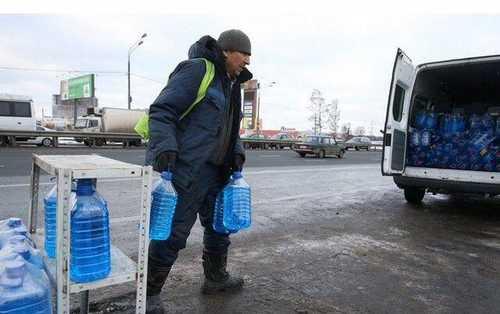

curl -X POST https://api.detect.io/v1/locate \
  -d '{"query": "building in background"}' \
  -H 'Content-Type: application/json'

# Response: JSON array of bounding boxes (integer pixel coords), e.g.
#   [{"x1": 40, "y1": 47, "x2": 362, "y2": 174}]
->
[
  {"x1": 241, "y1": 79, "x2": 259, "y2": 131},
  {"x1": 52, "y1": 95, "x2": 98, "y2": 121}
]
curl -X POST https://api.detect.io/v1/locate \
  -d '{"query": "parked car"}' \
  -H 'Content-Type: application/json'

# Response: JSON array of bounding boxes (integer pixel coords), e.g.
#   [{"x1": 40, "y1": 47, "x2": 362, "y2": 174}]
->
[
  {"x1": 241, "y1": 133, "x2": 270, "y2": 149},
  {"x1": 345, "y1": 137, "x2": 372, "y2": 150},
  {"x1": 16, "y1": 126, "x2": 54, "y2": 147},
  {"x1": 243, "y1": 133, "x2": 268, "y2": 140},
  {"x1": 293, "y1": 135, "x2": 345, "y2": 158}
]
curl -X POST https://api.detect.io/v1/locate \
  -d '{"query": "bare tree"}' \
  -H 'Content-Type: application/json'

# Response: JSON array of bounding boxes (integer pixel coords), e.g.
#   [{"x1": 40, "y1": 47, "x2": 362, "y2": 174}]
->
[
  {"x1": 341, "y1": 123, "x2": 351, "y2": 138},
  {"x1": 308, "y1": 89, "x2": 325, "y2": 135},
  {"x1": 324, "y1": 99, "x2": 340, "y2": 135},
  {"x1": 354, "y1": 126, "x2": 366, "y2": 136}
]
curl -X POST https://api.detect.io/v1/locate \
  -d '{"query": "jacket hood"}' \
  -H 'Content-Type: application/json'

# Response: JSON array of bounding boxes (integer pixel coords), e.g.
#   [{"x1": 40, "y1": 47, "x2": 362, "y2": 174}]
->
[{"x1": 188, "y1": 35, "x2": 253, "y2": 83}]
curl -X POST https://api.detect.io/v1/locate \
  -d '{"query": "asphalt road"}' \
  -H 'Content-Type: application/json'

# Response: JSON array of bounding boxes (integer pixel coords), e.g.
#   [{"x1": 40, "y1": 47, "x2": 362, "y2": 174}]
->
[
  {"x1": 0, "y1": 147, "x2": 499, "y2": 313},
  {"x1": 0, "y1": 146, "x2": 382, "y2": 177}
]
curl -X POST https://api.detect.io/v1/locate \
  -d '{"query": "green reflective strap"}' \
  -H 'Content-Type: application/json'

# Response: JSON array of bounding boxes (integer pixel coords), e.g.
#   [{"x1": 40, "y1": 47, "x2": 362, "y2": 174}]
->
[
  {"x1": 179, "y1": 58, "x2": 215, "y2": 121},
  {"x1": 134, "y1": 113, "x2": 150, "y2": 140},
  {"x1": 133, "y1": 58, "x2": 215, "y2": 140}
]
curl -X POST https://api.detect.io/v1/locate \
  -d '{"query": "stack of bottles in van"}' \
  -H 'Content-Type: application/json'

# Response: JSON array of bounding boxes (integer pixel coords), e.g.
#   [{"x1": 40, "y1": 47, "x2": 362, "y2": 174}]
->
[
  {"x1": 0, "y1": 218, "x2": 52, "y2": 313},
  {"x1": 408, "y1": 111, "x2": 500, "y2": 171}
]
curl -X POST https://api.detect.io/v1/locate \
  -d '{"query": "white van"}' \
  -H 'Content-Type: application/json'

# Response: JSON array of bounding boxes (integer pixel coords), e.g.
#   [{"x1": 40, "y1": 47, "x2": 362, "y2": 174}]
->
[
  {"x1": 0, "y1": 94, "x2": 36, "y2": 131},
  {"x1": 382, "y1": 49, "x2": 500, "y2": 203}
]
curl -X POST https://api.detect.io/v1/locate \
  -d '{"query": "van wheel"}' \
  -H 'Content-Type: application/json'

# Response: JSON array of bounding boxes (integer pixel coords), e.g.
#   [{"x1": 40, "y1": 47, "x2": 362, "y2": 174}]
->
[
  {"x1": 404, "y1": 187, "x2": 425, "y2": 204},
  {"x1": 319, "y1": 150, "x2": 326, "y2": 158}
]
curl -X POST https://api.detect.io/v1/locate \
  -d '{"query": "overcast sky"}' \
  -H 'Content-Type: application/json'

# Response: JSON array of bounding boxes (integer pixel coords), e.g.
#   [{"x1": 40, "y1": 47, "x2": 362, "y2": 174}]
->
[{"x1": 1, "y1": 14, "x2": 500, "y2": 133}]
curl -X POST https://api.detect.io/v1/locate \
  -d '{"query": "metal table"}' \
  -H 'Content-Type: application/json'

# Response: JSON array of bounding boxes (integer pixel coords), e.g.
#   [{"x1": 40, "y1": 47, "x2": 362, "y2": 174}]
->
[{"x1": 28, "y1": 154, "x2": 153, "y2": 314}]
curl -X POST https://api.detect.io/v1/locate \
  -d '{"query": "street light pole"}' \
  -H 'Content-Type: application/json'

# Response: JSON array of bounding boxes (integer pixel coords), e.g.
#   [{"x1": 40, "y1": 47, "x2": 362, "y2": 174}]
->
[
  {"x1": 127, "y1": 55, "x2": 131, "y2": 109},
  {"x1": 256, "y1": 81, "x2": 276, "y2": 136},
  {"x1": 128, "y1": 33, "x2": 147, "y2": 110}
]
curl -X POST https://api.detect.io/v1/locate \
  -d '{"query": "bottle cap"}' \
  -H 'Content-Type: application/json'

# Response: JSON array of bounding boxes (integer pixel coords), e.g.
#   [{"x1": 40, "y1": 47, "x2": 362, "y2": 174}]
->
[
  {"x1": 10, "y1": 225, "x2": 28, "y2": 238},
  {"x1": 0, "y1": 260, "x2": 25, "y2": 288},
  {"x1": 7, "y1": 218, "x2": 22, "y2": 228},
  {"x1": 8, "y1": 236, "x2": 31, "y2": 259},
  {"x1": 233, "y1": 171, "x2": 243, "y2": 179}
]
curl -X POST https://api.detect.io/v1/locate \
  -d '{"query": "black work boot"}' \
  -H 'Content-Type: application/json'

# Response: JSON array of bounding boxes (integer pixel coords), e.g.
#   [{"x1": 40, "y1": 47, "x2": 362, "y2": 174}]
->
[
  {"x1": 201, "y1": 252, "x2": 244, "y2": 295},
  {"x1": 146, "y1": 264, "x2": 170, "y2": 314}
]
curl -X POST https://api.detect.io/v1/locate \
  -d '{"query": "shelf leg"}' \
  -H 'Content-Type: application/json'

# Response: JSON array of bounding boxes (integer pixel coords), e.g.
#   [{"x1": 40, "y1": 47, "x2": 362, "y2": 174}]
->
[
  {"x1": 136, "y1": 166, "x2": 153, "y2": 314},
  {"x1": 56, "y1": 169, "x2": 73, "y2": 314},
  {"x1": 28, "y1": 156, "x2": 41, "y2": 234},
  {"x1": 80, "y1": 291, "x2": 89, "y2": 314}
]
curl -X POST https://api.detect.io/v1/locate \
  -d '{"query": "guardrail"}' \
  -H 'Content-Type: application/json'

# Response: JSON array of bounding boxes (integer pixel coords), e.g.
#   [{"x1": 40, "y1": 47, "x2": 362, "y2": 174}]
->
[
  {"x1": 0, "y1": 130, "x2": 300, "y2": 149},
  {"x1": 0, "y1": 130, "x2": 142, "y2": 147}
]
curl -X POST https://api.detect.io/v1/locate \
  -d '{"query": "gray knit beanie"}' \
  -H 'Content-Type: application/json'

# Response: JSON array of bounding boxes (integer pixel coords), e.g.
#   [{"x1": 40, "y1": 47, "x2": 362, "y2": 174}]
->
[{"x1": 217, "y1": 29, "x2": 251, "y2": 55}]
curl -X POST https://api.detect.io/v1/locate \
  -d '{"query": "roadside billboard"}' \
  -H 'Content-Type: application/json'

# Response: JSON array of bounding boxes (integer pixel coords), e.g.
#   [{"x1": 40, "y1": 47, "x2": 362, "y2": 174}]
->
[
  {"x1": 242, "y1": 79, "x2": 258, "y2": 130},
  {"x1": 60, "y1": 74, "x2": 95, "y2": 100}
]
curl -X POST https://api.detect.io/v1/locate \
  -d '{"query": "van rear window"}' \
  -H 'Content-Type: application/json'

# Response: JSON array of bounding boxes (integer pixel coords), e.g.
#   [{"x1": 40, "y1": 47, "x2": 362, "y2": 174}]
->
[{"x1": 392, "y1": 84, "x2": 405, "y2": 122}]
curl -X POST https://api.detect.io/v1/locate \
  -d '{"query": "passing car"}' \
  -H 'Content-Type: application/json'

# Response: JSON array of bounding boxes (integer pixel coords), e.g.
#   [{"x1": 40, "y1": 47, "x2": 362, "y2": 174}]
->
[
  {"x1": 345, "y1": 137, "x2": 372, "y2": 150},
  {"x1": 16, "y1": 126, "x2": 54, "y2": 147},
  {"x1": 293, "y1": 135, "x2": 345, "y2": 158}
]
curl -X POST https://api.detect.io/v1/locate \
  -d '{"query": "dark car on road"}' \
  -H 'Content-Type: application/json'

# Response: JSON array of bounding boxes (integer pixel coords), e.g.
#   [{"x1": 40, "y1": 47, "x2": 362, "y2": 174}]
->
[
  {"x1": 345, "y1": 136, "x2": 371, "y2": 150},
  {"x1": 293, "y1": 135, "x2": 345, "y2": 158}
]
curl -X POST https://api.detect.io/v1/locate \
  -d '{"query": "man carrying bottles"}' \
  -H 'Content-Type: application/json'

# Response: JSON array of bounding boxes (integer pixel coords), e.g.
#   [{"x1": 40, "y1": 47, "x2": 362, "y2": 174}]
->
[{"x1": 144, "y1": 29, "x2": 252, "y2": 313}]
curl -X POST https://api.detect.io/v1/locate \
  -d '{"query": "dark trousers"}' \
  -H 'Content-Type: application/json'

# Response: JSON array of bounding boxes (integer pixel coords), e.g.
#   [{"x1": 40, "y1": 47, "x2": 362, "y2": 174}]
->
[{"x1": 148, "y1": 163, "x2": 230, "y2": 271}]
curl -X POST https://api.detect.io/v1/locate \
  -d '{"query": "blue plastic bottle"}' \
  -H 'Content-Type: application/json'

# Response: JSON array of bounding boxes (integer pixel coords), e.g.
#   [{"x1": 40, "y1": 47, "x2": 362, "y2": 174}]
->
[
  {"x1": 415, "y1": 111, "x2": 427, "y2": 130},
  {"x1": 221, "y1": 172, "x2": 252, "y2": 231},
  {"x1": 424, "y1": 112, "x2": 437, "y2": 130},
  {"x1": 149, "y1": 171, "x2": 178, "y2": 240},
  {"x1": 469, "y1": 114, "x2": 481, "y2": 132},
  {"x1": 450, "y1": 114, "x2": 465, "y2": 134},
  {"x1": 44, "y1": 184, "x2": 57, "y2": 259},
  {"x1": 470, "y1": 132, "x2": 495, "y2": 155},
  {"x1": 44, "y1": 180, "x2": 77, "y2": 259},
  {"x1": 213, "y1": 193, "x2": 230, "y2": 234},
  {"x1": 70, "y1": 179, "x2": 110, "y2": 283},
  {"x1": 212, "y1": 193, "x2": 240, "y2": 234},
  {"x1": 480, "y1": 113, "x2": 495, "y2": 133},
  {"x1": 409, "y1": 128, "x2": 420, "y2": 148},
  {"x1": 482, "y1": 151, "x2": 496, "y2": 171},
  {"x1": 0, "y1": 260, "x2": 52, "y2": 314},
  {"x1": 420, "y1": 130, "x2": 431, "y2": 147}
]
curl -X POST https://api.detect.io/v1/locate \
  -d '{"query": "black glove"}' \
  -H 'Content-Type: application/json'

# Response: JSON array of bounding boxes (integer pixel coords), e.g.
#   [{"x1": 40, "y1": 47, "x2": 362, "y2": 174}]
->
[
  {"x1": 154, "y1": 151, "x2": 177, "y2": 173},
  {"x1": 232, "y1": 154, "x2": 245, "y2": 172}
]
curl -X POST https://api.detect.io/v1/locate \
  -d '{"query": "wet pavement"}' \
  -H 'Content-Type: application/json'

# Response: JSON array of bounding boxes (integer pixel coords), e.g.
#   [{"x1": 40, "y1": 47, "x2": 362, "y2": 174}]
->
[{"x1": 1, "y1": 150, "x2": 499, "y2": 313}]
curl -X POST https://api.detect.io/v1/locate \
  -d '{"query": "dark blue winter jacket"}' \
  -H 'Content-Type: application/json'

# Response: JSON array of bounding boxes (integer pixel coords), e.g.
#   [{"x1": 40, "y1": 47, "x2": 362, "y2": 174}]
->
[{"x1": 145, "y1": 36, "x2": 252, "y2": 190}]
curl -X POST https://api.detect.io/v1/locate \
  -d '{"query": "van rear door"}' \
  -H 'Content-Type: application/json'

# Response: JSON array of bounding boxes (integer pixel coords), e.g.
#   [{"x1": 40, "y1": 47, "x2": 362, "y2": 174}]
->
[{"x1": 382, "y1": 48, "x2": 415, "y2": 175}]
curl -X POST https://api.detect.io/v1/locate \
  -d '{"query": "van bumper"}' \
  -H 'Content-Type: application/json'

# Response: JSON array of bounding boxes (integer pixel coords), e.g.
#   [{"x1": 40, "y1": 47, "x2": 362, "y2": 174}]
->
[{"x1": 393, "y1": 175, "x2": 500, "y2": 195}]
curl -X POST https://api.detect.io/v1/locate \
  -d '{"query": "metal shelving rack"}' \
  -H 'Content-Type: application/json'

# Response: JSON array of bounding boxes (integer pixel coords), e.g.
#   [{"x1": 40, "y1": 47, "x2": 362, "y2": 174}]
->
[{"x1": 28, "y1": 154, "x2": 153, "y2": 314}]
